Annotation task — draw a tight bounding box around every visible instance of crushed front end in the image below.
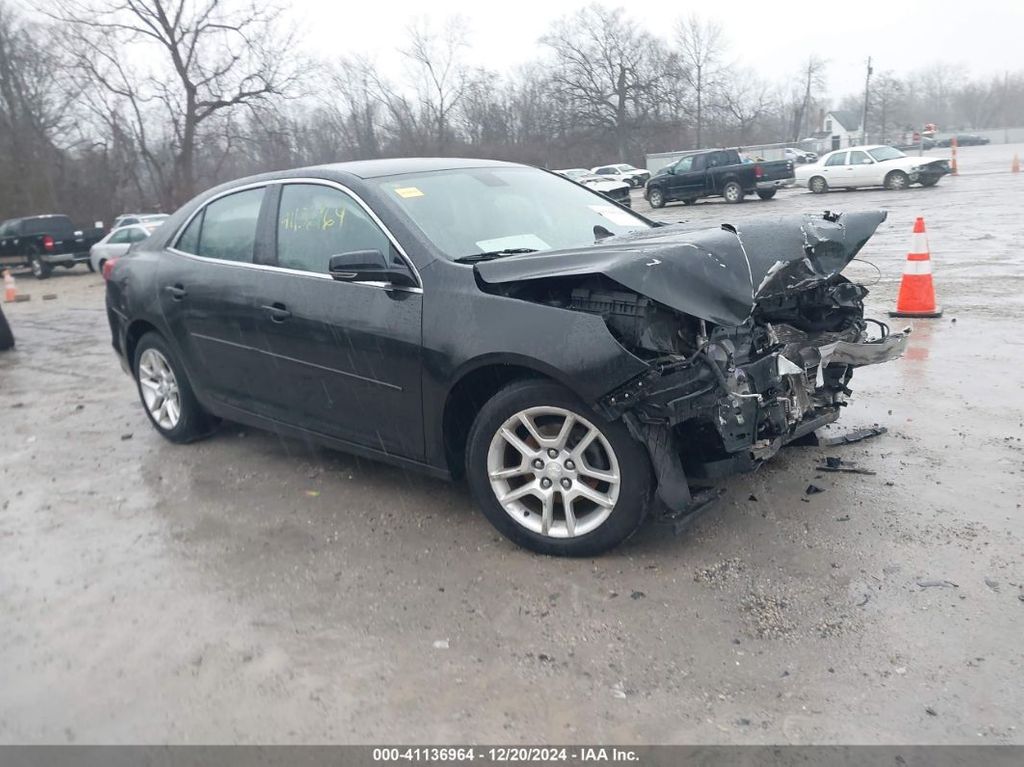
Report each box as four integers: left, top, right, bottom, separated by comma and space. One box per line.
475, 210, 908, 520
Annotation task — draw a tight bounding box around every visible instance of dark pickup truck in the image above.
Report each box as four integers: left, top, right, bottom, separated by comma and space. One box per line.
644, 148, 794, 208
0, 215, 103, 279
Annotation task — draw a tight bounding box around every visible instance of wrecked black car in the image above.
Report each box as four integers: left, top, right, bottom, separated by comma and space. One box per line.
105, 159, 906, 556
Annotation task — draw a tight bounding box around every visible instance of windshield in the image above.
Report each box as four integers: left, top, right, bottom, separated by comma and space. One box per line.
376, 166, 651, 260
867, 146, 906, 162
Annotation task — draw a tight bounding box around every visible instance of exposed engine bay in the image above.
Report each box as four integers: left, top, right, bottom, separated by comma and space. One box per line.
474, 210, 908, 519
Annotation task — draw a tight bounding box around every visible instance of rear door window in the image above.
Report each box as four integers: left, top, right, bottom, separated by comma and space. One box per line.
195, 188, 265, 263
275, 184, 390, 274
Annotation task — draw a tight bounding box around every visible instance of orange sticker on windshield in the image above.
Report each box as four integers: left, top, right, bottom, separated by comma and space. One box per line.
394, 187, 424, 198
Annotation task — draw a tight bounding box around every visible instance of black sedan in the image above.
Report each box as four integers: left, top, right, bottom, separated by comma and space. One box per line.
106, 159, 907, 556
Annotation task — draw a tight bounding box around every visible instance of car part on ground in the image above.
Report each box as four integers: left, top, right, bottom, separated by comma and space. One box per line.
107, 159, 906, 555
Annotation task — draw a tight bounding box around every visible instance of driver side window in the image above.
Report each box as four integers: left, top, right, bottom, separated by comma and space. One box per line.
849, 151, 872, 165
108, 228, 133, 244
675, 157, 694, 173
825, 152, 849, 167
276, 184, 391, 274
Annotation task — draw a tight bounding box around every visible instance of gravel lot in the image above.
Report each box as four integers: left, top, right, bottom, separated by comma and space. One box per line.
1, 142, 1023, 744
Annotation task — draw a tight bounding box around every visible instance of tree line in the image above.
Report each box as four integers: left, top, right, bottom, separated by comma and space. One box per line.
1, 0, 1022, 225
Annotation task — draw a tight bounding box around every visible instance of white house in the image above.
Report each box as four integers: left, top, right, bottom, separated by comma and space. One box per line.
821, 110, 863, 151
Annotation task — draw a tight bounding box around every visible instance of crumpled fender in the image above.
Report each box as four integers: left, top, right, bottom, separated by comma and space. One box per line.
474, 210, 887, 327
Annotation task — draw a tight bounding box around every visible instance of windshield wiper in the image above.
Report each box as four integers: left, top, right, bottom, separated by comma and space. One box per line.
454, 247, 538, 264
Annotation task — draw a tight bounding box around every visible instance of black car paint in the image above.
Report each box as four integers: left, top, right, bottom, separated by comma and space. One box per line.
107, 160, 652, 479
107, 159, 903, 521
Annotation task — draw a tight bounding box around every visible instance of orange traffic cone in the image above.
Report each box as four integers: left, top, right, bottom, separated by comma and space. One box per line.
3, 270, 15, 303
889, 217, 942, 318
1013, 153, 1020, 173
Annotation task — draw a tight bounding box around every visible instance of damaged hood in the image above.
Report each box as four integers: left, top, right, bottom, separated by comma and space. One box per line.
475, 210, 887, 327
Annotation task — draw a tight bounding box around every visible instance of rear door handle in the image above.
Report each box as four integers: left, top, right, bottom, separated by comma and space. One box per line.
261, 303, 291, 323
164, 284, 187, 301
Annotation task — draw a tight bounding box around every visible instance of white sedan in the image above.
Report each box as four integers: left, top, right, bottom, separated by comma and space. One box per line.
590, 163, 651, 188
795, 145, 951, 193
89, 222, 161, 274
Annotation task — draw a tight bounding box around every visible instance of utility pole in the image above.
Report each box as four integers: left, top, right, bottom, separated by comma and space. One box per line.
1004, 70, 1010, 144
861, 56, 872, 145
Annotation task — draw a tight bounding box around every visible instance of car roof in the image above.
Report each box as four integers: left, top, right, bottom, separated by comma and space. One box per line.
304, 157, 520, 179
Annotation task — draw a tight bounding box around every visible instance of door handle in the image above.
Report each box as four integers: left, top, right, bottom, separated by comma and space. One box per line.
261, 303, 291, 323
164, 284, 187, 301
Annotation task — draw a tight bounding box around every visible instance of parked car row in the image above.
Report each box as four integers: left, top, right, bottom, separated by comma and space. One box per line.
0, 212, 168, 279
553, 169, 633, 207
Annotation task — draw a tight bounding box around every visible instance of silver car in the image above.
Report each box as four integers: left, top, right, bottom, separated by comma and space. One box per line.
89, 223, 161, 275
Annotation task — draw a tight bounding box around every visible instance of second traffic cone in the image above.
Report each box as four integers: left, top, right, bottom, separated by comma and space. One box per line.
3, 270, 15, 303
1013, 153, 1020, 173
889, 217, 942, 318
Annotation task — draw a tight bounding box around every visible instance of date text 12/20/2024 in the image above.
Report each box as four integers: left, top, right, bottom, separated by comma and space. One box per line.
373, 747, 640, 762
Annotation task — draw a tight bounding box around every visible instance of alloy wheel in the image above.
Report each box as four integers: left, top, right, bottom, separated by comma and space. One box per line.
137, 348, 181, 430
486, 406, 621, 539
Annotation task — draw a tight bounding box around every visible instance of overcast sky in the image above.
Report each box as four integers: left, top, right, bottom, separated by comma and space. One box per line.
291, 0, 1022, 98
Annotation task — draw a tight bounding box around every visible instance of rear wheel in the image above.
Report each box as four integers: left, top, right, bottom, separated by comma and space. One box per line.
28, 250, 51, 280
647, 187, 665, 209
756, 189, 777, 200
465, 380, 653, 556
133, 332, 216, 444
723, 181, 744, 203
809, 176, 828, 194
885, 170, 910, 190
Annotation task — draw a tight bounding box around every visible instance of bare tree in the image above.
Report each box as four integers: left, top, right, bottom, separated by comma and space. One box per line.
400, 17, 469, 153
792, 55, 828, 141
51, 0, 299, 207
542, 4, 672, 161
718, 70, 776, 145
674, 13, 726, 149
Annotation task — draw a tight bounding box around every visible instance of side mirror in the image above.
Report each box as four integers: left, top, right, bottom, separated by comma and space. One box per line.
328, 249, 416, 288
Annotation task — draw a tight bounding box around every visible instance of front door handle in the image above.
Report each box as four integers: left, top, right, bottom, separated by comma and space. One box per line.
164, 284, 187, 301
261, 303, 291, 323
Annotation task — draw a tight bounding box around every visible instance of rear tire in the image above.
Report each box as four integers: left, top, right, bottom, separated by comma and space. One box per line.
756, 189, 777, 200
884, 170, 910, 190
809, 176, 828, 194
132, 332, 216, 444
723, 181, 744, 203
29, 250, 51, 280
647, 188, 665, 209
465, 380, 653, 557
0, 306, 14, 351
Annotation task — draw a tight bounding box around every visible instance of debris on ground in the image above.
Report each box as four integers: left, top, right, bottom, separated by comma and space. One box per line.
42, 294, 57, 301
984, 578, 1000, 593
925, 707, 938, 716
432, 639, 449, 650
630, 590, 646, 600
806, 484, 826, 495
917, 580, 959, 589
818, 426, 888, 446
119, 433, 132, 441
815, 457, 877, 475
742, 593, 792, 638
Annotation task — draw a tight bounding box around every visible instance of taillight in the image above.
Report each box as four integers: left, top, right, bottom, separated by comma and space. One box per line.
102, 257, 118, 281
43, 235, 54, 251
754, 165, 764, 179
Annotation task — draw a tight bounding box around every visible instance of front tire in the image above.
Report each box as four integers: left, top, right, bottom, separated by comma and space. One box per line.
919, 177, 940, 187
809, 176, 828, 194
723, 181, 744, 203
885, 170, 910, 190
133, 332, 215, 444
465, 380, 653, 556
647, 187, 665, 209
756, 189, 777, 200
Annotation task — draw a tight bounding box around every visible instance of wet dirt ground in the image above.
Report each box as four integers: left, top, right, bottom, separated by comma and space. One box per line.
1, 142, 1022, 744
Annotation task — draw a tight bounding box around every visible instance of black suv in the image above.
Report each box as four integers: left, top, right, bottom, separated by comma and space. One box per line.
106, 159, 906, 555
